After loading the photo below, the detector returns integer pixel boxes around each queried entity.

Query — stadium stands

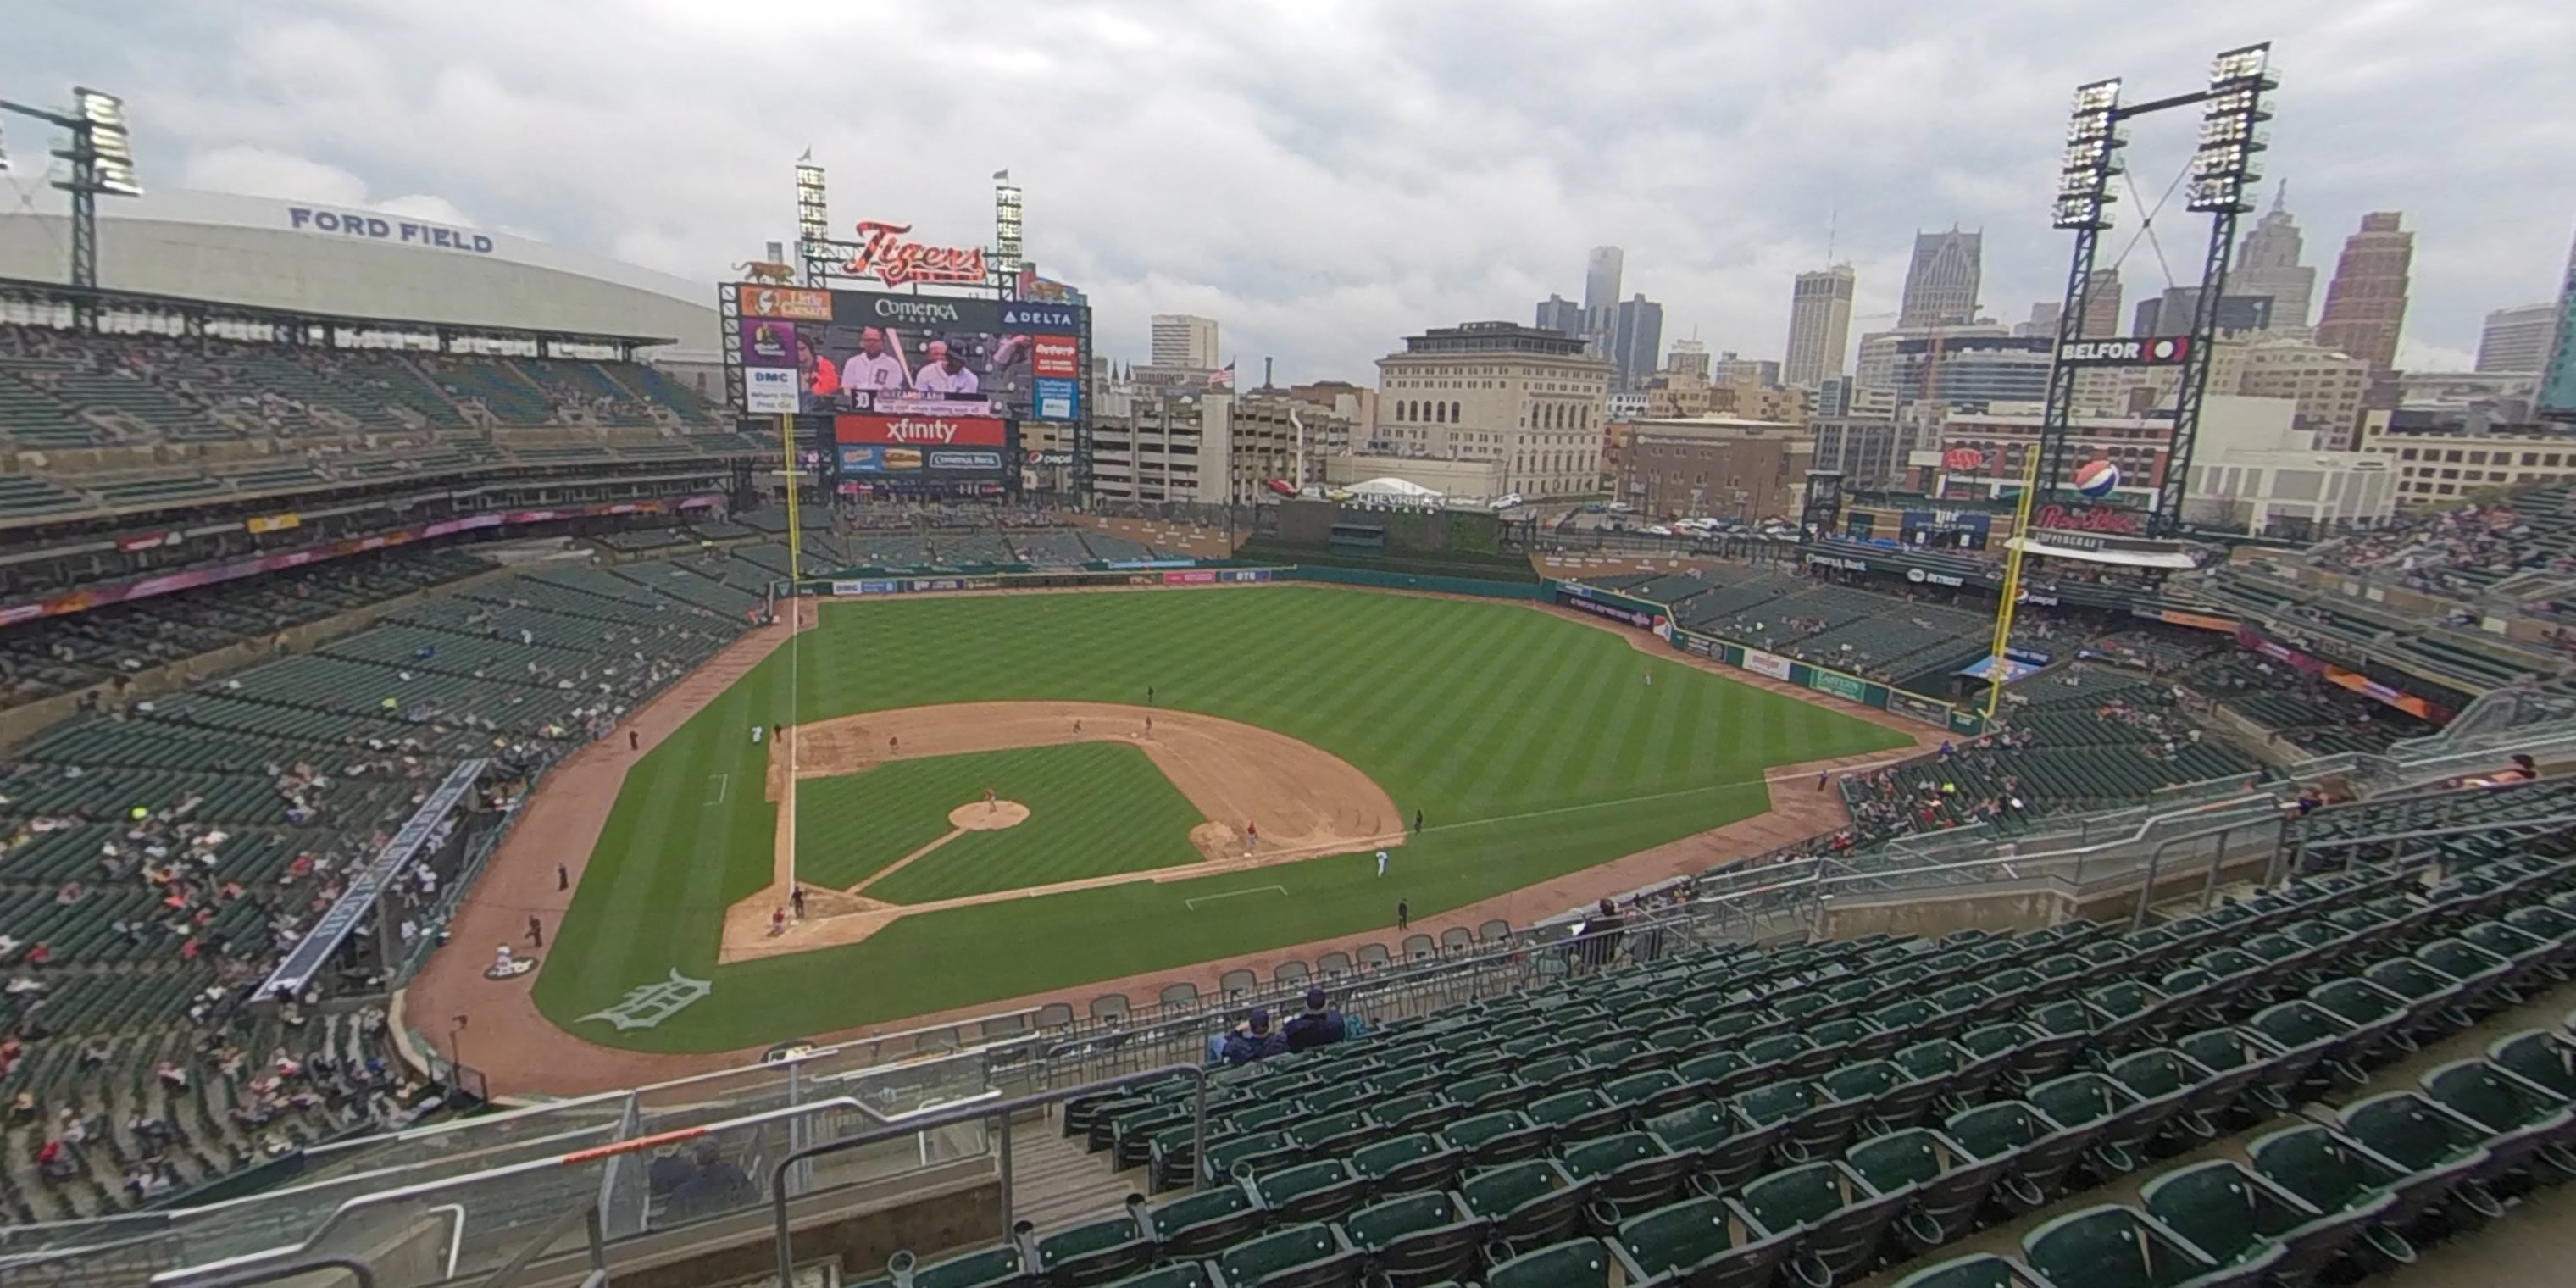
[0,547,766,1221]
[801,829,2576,1288]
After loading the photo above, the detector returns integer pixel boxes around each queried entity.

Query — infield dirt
[722,702,1405,963]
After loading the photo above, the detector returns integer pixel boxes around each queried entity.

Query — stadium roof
[0,275,677,353]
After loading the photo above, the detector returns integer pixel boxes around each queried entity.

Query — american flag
[1209,361,1235,389]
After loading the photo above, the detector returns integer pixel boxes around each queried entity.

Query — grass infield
[532,586,1909,1051]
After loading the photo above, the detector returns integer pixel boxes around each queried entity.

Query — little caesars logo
[884,417,975,443]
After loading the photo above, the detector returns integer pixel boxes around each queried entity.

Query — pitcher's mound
[952,801,1031,831]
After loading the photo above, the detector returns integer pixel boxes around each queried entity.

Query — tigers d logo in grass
[580,969,713,1030]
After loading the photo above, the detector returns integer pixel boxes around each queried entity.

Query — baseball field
[528,585,1912,1052]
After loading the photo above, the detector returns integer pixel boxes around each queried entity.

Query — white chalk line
[1186,884,1288,909]
[706,773,729,805]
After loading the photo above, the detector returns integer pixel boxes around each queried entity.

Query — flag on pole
[992,169,1011,181]
[798,147,813,162]
[1209,361,1236,389]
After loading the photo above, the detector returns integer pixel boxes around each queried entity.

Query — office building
[2234,183,2319,332]
[1374,320,1612,500]
[2135,288,2275,337]
[2237,339,2373,450]
[1584,246,1624,361]
[1614,416,1814,520]
[2080,270,2124,339]
[1091,389,1301,505]
[1854,324,2010,391]
[1898,227,1983,328]
[2015,302,2062,340]
[1811,417,1922,491]
[1148,314,1220,371]
[1783,264,1857,387]
[1890,336,2054,408]
[1665,338,1712,380]
[1612,294,1664,392]
[2478,303,2557,375]
[2313,212,2415,375]
[1535,293,1584,338]
[1712,352,1780,387]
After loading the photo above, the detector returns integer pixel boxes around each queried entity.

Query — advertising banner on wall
[1742,649,1794,681]
[1556,588,1665,632]
[1805,669,1873,705]
[1884,691,1955,729]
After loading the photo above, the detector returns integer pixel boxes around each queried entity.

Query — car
[1582,502,1606,514]
[1643,524,1674,536]
[1491,492,1524,510]
[1607,501,1635,513]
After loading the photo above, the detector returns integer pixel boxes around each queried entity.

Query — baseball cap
[1304,987,1327,1011]
[1248,1007,1271,1031]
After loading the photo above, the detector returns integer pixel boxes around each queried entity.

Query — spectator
[1280,988,1346,1052]
[646,1143,696,1200]
[1582,898,1625,970]
[1216,1008,1289,1066]
[666,1139,756,1222]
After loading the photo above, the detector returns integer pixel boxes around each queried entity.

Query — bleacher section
[0,325,752,523]
[828,834,2576,1288]
[2187,655,2440,755]
[0,551,764,1222]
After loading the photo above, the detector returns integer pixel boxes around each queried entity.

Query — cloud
[182,146,480,229]
[7,0,2572,382]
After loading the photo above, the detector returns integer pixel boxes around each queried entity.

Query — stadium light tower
[793,155,830,288]
[0,85,143,324]
[2159,42,2276,531]
[2029,78,2124,500]
[992,169,1023,298]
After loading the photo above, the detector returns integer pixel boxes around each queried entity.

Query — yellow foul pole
[776,414,803,586]
[1981,441,2047,724]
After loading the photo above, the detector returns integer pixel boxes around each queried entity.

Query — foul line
[705,774,729,805]
[1430,752,1920,835]
[1185,885,1287,909]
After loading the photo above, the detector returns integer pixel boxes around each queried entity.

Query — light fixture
[2051,78,2124,231]
[2185,43,2275,214]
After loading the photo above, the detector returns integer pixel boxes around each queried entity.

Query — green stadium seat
[2020,1204,2221,1288]
[1736,1160,1907,1287]
[1247,1159,1367,1225]
[1141,1182,1263,1258]
[1338,1191,1484,1287]
[1211,1222,1360,1287]
[1438,1111,1547,1169]
[1030,1207,1156,1287]
[2138,1159,2347,1287]
[1889,1254,2051,1288]
[2024,1071,2150,1182]
[2329,1093,2508,1227]
[1457,1158,1591,1253]
[2487,1030,2576,1099]
[1557,1131,1690,1220]
[1481,1237,1618,1288]
[1944,1101,2074,1215]
[1607,1194,1791,1288]
[1845,1127,2012,1257]
[2418,1058,2576,1181]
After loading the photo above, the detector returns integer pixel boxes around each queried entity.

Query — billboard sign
[834,414,1007,447]
[732,285,1086,425]
[840,220,989,288]
[2056,336,2191,367]
[1027,449,1077,467]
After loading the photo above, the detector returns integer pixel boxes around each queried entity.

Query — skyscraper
[1583,247,1624,361]
[1149,314,1220,370]
[2234,182,2318,331]
[1666,338,1712,380]
[1898,227,1983,328]
[1535,294,1584,337]
[1612,295,1664,392]
[2079,270,2124,339]
[2476,303,2557,374]
[1783,264,1857,387]
[1583,247,1624,315]
[2313,212,2414,375]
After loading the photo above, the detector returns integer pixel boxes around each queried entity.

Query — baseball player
[1375,849,1389,877]
[1245,821,1257,856]
[985,786,997,815]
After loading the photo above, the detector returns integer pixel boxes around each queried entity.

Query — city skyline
[10,2,2568,383]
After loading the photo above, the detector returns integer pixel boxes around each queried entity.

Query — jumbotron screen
[725,284,1085,426]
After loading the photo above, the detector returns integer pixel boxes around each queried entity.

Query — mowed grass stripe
[544,586,1913,1050]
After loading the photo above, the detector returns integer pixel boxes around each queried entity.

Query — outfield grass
[533,586,1911,1051]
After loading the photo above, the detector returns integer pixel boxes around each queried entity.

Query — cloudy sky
[9,0,2572,379]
